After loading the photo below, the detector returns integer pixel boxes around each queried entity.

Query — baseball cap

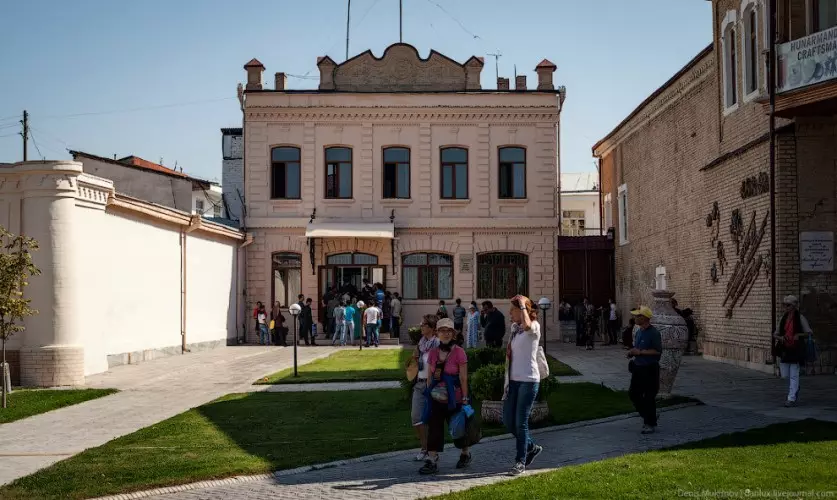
[630,306,653,319]
[436,318,456,331]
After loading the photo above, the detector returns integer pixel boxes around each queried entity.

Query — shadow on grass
[668,418,837,452]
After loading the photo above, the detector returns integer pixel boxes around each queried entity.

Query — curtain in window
[403,267,419,299]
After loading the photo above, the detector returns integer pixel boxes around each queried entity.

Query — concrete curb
[92,401,700,500]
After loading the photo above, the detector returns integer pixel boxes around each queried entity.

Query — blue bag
[806,336,819,362]
[449,409,467,440]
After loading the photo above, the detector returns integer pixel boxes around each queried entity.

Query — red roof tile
[535,59,557,69]
[244,58,265,69]
[119,156,188,178]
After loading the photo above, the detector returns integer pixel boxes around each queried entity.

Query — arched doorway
[319,252,386,301]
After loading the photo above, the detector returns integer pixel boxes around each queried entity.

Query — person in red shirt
[773,295,813,407]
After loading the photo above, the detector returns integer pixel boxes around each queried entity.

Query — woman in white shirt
[503,295,543,476]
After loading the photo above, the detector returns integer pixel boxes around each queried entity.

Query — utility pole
[346,0,352,60]
[488,52,502,82]
[399,0,403,43]
[768,0,778,369]
[21,110,28,161]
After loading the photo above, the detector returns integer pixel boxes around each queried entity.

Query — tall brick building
[594,0,837,373]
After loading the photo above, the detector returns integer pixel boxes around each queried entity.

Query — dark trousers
[608,320,619,345]
[485,336,503,348]
[629,363,659,427]
[300,322,312,345]
[427,399,460,453]
[575,321,585,346]
[392,316,401,338]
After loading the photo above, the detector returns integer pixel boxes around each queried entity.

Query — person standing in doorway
[343,300,357,346]
[299,297,314,346]
[627,306,662,434]
[257,303,269,346]
[271,301,286,346]
[453,298,467,337]
[364,300,382,347]
[391,292,403,339]
[480,301,506,348]
[773,295,813,407]
[504,295,543,476]
[608,299,619,345]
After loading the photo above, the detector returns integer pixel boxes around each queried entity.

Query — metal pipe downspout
[768,0,778,365]
[180,227,187,354]
[598,158,604,236]
[237,234,255,343]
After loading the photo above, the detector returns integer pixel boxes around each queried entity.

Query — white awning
[305,222,395,239]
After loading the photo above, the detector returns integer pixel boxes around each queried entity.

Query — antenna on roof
[159,157,164,165]
[487,52,502,81]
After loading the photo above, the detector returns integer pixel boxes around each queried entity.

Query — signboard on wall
[459,255,473,274]
[800,231,834,272]
[777,26,837,94]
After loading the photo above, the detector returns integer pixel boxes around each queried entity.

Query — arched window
[402,253,453,299]
[383,147,410,199]
[499,147,526,199]
[272,252,302,307]
[271,147,301,199]
[742,1,760,98]
[722,10,739,110]
[440,147,468,199]
[325,147,353,199]
[477,252,529,298]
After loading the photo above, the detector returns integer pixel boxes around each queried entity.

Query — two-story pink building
[241,44,564,341]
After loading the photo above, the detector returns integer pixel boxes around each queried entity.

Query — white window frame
[721,10,740,114]
[604,193,613,230]
[741,0,762,101]
[195,199,205,213]
[617,184,629,246]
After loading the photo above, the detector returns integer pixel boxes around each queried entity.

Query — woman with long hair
[503,295,543,475]
[409,314,439,461]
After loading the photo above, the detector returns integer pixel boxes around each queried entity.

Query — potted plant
[407,326,422,345]
[471,364,556,424]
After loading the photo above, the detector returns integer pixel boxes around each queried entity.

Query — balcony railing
[777,25,837,94]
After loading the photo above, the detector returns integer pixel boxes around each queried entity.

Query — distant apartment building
[221,127,244,224]
[560,172,600,237]
[594,0,837,373]
[239,43,565,340]
[71,151,224,219]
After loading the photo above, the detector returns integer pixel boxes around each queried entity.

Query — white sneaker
[415,451,428,461]
[510,462,526,475]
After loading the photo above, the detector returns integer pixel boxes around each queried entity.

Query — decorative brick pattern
[19,345,85,387]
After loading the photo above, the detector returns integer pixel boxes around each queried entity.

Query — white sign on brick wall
[800,231,834,272]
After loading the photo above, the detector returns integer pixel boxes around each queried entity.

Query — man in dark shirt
[299,297,315,346]
[480,301,506,348]
[627,306,662,434]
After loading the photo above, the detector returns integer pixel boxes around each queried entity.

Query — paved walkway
[550,342,837,422]
[0,345,350,485]
[140,404,782,500]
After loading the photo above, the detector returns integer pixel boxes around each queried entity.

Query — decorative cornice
[593,46,714,158]
[245,110,559,124]
[246,217,559,230]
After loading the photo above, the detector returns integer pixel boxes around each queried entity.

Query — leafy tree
[0,226,40,409]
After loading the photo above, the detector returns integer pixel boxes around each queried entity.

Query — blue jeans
[365,324,378,346]
[259,324,269,345]
[344,321,354,344]
[332,322,345,345]
[503,380,539,463]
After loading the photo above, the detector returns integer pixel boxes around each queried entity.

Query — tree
[0,226,40,409]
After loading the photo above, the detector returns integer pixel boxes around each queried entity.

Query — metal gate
[557,236,614,307]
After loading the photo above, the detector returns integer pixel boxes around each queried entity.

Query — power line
[38,96,237,120]
[29,128,44,160]
[30,126,71,150]
[0,132,19,139]
[424,0,480,40]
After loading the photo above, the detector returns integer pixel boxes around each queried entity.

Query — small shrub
[407,327,422,345]
[537,375,558,402]
[465,347,506,372]
[471,364,506,402]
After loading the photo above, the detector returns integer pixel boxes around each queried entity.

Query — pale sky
[0,0,712,181]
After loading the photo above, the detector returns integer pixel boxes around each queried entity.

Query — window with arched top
[477,252,529,298]
[498,147,526,199]
[272,252,302,307]
[271,147,301,199]
[325,147,353,199]
[383,147,410,199]
[440,147,468,199]
[742,1,760,98]
[721,10,739,110]
[402,253,453,299]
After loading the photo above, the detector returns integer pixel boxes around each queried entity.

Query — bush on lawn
[470,364,558,403]
[465,347,506,372]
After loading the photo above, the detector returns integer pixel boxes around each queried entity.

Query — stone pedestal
[20,345,85,387]
[650,290,688,398]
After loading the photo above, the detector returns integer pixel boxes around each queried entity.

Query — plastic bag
[449,409,467,440]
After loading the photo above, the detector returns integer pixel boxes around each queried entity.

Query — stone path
[253,381,400,392]
[0,345,351,485]
[135,404,783,500]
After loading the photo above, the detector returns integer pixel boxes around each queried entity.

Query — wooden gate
[557,236,614,307]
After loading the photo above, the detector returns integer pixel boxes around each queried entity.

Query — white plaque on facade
[800,231,834,271]
[460,255,473,274]
[777,26,837,94]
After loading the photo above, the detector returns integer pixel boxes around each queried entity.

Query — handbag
[536,345,550,380]
[806,335,819,362]
[269,320,275,330]
[405,356,419,382]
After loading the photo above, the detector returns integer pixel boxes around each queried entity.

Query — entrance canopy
[305,222,395,239]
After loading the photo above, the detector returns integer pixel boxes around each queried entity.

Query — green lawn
[547,355,580,376]
[256,348,413,384]
[0,383,687,499]
[436,419,837,500]
[0,388,117,424]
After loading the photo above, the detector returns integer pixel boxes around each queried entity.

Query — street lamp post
[538,297,552,348]
[289,303,301,377]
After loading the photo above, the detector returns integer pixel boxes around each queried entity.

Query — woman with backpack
[504,295,544,476]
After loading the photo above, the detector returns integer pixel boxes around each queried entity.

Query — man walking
[480,301,506,348]
[391,292,403,339]
[627,306,662,434]
[608,299,619,345]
